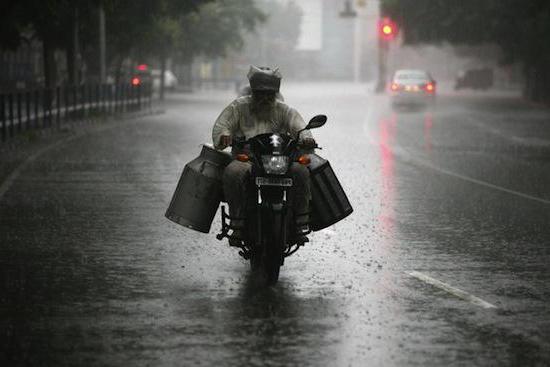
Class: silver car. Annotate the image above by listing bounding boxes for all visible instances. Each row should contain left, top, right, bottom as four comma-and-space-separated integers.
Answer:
389, 69, 436, 108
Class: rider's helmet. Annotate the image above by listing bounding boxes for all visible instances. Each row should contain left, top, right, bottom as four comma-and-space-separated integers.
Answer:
247, 65, 282, 92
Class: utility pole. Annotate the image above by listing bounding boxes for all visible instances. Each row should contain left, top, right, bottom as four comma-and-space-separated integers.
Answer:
375, 17, 397, 93
353, 3, 363, 82
353, 0, 370, 83
339, 0, 357, 81
375, 38, 388, 92
99, 4, 106, 83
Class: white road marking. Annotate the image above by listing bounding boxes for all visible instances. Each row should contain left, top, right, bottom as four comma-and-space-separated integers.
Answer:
361, 107, 550, 206
0, 136, 80, 201
408, 271, 497, 309
466, 115, 550, 147
409, 157, 550, 205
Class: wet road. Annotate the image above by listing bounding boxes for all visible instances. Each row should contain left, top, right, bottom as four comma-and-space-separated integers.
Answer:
1, 83, 550, 366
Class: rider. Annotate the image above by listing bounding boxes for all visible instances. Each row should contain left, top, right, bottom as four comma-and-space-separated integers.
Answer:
212, 66, 316, 243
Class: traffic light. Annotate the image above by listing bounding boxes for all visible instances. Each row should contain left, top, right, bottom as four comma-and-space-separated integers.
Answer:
378, 17, 398, 41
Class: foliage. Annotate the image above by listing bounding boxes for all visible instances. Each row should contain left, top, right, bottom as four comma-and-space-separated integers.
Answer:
382, 0, 550, 62
0, 0, 265, 89
175, 0, 266, 63
0, 0, 27, 50
382, 0, 550, 100
103, 0, 205, 61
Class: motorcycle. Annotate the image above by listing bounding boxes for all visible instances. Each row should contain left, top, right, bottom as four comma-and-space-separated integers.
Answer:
215, 115, 327, 284
165, 114, 352, 286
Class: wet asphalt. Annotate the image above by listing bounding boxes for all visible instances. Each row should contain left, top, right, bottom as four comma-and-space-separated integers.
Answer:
1, 83, 550, 366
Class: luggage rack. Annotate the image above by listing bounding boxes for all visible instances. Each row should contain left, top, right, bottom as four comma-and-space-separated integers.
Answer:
216, 206, 250, 258
216, 206, 311, 259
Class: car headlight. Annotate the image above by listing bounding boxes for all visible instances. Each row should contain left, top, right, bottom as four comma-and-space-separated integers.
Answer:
261, 155, 289, 175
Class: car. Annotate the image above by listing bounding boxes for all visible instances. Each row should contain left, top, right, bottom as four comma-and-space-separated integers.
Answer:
455, 68, 493, 90
152, 69, 178, 91
129, 64, 153, 88
389, 69, 436, 109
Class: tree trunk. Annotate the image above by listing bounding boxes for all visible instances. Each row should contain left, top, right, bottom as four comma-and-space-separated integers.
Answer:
114, 56, 124, 85
42, 37, 57, 112
523, 63, 549, 103
527, 64, 550, 103
66, 6, 79, 86
43, 38, 57, 89
67, 44, 75, 86
159, 51, 167, 101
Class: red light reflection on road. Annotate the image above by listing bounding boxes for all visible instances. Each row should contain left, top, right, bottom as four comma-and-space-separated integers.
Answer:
378, 114, 397, 233
424, 112, 433, 152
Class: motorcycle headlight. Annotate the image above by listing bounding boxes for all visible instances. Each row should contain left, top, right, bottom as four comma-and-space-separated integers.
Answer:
261, 155, 289, 175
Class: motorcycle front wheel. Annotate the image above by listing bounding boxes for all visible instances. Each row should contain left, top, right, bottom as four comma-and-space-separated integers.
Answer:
251, 210, 285, 285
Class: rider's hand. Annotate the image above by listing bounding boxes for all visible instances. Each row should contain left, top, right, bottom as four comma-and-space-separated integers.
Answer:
300, 138, 317, 149
219, 135, 231, 149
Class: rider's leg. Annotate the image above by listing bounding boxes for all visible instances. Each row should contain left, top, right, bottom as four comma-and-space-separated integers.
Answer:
223, 160, 252, 239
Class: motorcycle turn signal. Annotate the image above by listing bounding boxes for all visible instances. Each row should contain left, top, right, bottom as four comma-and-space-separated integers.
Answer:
236, 154, 250, 162
297, 155, 311, 166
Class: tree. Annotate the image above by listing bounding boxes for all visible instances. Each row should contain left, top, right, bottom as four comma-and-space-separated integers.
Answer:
0, 0, 265, 92
141, 16, 183, 99
1, 0, 69, 87
382, 0, 550, 102
0, 1, 27, 51
0, 0, 101, 87
175, 0, 265, 64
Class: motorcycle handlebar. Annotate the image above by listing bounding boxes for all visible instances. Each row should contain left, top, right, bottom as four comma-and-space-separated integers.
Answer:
230, 139, 323, 149
231, 137, 321, 150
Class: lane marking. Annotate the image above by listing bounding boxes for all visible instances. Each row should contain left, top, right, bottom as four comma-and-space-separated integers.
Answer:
362, 108, 550, 206
466, 115, 550, 147
408, 271, 497, 309
0, 136, 80, 201
409, 157, 550, 205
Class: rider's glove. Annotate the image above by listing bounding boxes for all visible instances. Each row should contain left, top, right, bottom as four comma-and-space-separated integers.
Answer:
300, 138, 317, 149
219, 135, 231, 149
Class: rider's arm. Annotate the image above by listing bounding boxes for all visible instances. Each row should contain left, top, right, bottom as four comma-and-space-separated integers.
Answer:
212, 103, 239, 150
286, 106, 313, 142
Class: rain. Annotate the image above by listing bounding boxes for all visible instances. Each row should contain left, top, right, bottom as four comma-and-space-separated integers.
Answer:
1, 0, 550, 366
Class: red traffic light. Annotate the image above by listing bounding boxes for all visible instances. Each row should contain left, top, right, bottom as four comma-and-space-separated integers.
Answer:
379, 18, 398, 41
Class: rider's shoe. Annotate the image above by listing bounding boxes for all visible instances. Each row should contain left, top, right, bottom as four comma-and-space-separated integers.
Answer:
229, 229, 244, 246
295, 223, 310, 234
294, 235, 309, 245
293, 223, 310, 245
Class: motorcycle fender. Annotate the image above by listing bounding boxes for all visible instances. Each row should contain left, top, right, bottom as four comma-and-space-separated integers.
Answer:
261, 201, 284, 212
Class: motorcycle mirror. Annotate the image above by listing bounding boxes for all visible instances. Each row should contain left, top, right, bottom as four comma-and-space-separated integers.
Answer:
305, 115, 327, 130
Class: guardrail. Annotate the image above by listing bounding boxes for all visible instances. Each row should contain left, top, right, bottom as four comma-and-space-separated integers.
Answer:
0, 83, 152, 142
